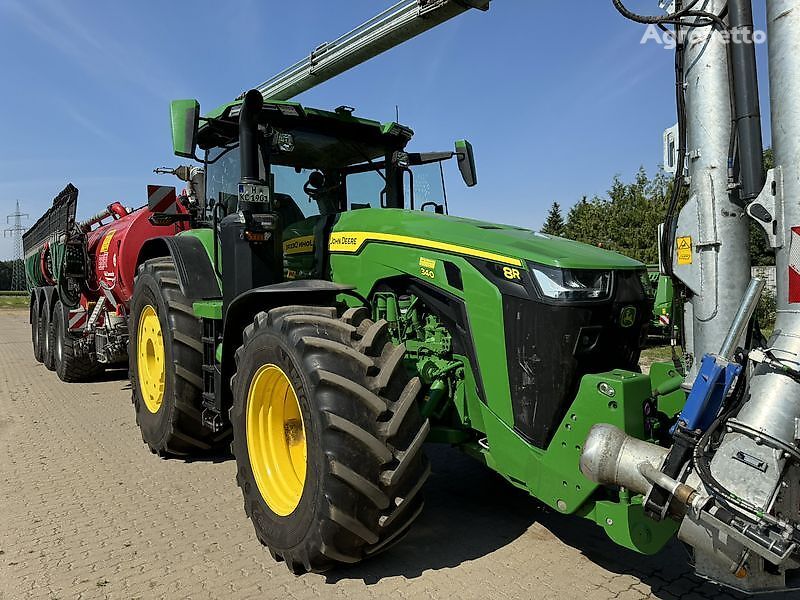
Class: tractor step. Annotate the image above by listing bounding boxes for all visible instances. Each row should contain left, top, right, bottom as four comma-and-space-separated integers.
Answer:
200, 318, 224, 429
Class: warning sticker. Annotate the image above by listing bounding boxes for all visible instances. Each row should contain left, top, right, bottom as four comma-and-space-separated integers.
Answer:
100, 230, 116, 254
676, 236, 693, 265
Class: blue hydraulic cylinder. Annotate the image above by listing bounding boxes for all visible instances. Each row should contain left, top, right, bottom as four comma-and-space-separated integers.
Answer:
674, 354, 742, 433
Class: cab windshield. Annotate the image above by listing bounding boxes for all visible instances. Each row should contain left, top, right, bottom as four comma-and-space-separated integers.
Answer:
205, 144, 448, 224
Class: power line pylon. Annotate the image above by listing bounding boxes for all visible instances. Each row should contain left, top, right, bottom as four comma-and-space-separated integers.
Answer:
4, 200, 29, 291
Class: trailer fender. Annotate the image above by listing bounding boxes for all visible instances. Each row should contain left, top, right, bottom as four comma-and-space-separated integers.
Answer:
137, 236, 221, 301
218, 280, 355, 411
29, 289, 43, 324
42, 286, 57, 316
29, 287, 55, 324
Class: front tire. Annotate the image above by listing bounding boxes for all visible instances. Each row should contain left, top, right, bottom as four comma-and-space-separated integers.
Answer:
129, 257, 229, 456
230, 305, 430, 574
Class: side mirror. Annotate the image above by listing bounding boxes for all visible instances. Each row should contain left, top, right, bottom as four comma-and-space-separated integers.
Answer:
455, 140, 477, 187
170, 99, 200, 159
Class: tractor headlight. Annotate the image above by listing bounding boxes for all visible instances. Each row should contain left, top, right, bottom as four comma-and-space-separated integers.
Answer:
529, 263, 612, 301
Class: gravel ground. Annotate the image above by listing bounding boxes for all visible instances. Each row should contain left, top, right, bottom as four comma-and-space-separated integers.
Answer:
0, 309, 789, 600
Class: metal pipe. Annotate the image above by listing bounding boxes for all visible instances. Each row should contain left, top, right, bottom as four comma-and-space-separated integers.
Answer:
733, 0, 800, 447
79, 203, 129, 232
580, 424, 669, 496
253, 0, 490, 101
673, 0, 751, 383
239, 89, 263, 185
729, 0, 765, 205
638, 462, 697, 507
718, 277, 766, 359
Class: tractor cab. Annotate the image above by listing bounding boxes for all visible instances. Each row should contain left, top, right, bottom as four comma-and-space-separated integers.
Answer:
174, 94, 477, 283
182, 96, 476, 221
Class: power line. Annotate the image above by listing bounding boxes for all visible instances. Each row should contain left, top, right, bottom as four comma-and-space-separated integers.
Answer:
4, 200, 29, 291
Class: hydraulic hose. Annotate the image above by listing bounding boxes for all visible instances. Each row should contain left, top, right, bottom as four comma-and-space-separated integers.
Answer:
728, 0, 765, 205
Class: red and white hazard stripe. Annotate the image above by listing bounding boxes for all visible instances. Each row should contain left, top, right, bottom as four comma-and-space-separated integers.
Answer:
789, 226, 800, 303
147, 185, 177, 213
68, 307, 88, 333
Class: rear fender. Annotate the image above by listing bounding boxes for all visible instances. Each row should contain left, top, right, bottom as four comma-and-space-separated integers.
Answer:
218, 280, 355, 413
137, 236, 221, 301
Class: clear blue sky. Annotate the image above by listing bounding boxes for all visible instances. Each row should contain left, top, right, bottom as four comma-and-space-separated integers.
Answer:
0, 0, 770, 259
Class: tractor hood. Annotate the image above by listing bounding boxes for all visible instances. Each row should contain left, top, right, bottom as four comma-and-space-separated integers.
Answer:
331, 209, 643, 271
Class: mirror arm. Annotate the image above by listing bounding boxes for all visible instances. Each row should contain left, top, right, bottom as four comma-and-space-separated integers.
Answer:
407, 151, 454, 166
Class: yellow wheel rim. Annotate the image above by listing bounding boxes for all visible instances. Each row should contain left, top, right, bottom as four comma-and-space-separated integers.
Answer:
246, 364, 307, 516
137, 304, 165, 414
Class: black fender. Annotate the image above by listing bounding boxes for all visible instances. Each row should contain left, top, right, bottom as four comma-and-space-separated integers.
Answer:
29, 288, 43, 324
137, 236, 221, 301
218, 280, 355, 413
29, 290, 36, 324
42, 286, 57, 318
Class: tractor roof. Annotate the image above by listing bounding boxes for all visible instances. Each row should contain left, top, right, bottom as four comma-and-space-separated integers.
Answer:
197, 98, 414, 159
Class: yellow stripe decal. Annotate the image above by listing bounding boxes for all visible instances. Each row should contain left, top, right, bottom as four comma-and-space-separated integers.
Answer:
329, 231, 523, 267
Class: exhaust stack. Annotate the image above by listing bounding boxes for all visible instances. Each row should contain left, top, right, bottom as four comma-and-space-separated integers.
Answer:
239, 89, 263, 186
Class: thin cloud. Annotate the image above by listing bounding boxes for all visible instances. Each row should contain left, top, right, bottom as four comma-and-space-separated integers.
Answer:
64, 107, 118, 145
0, 175, 142, 188
2, 0, 181, 102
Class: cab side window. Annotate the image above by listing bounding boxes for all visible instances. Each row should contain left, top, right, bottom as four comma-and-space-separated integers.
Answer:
345, 169, 386, 210
206, 147, 241, 213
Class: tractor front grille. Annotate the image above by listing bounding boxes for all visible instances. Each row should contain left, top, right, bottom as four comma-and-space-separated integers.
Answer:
502, 271, 647, 449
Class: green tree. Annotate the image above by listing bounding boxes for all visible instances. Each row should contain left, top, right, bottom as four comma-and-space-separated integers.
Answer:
750, 223, 774, 266
0, 260, 14, 290
605, 168, 669, 262
563, 170, 669, 263
751, 148, 776, 266
764, 147, 774, 171
541, 202, 566, 237
562, 153, 778, 266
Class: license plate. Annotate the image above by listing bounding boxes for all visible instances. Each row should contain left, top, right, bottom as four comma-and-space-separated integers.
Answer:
238, 183, 271, 205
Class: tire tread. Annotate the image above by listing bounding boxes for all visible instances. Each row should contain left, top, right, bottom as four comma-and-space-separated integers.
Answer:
230, 304, 430, 574
131, 258, 230, 456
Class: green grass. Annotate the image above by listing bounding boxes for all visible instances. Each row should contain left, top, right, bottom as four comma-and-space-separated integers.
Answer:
639, 344, 673, 374
0, 292, 29, 309
641, 345, 673, 362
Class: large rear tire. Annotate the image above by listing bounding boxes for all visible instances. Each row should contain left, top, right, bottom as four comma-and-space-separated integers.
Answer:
230, 305, 430, 574
129, 257, 230, 456
43, 301, 56, 371
53, 300, 102, 382
31, 295, 45, 363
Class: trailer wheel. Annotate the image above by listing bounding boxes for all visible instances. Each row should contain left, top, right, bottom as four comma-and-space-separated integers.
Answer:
31, 295, 45, 363
52, 300, 101, 382
43, 300, 56, 371
230, 305, 430, 574
129, 257, 230, 456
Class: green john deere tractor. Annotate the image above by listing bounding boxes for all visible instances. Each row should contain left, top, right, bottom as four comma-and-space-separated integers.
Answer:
129, 90, 684, 573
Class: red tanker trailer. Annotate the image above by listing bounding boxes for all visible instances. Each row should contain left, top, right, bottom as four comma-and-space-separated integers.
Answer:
24, 177, 197, 381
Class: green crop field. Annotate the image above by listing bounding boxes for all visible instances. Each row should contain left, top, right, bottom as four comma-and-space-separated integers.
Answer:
0, 292, 29, 309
